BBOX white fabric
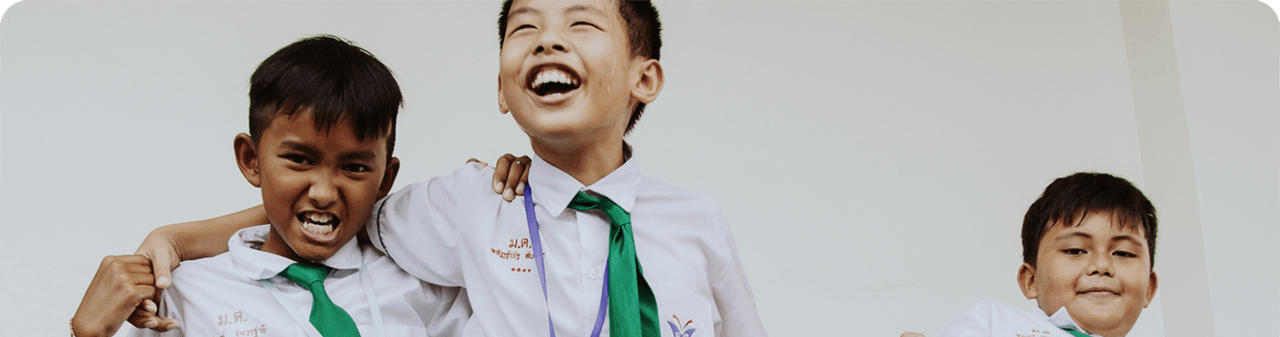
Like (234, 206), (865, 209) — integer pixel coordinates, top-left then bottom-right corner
(939, 300), (1099, 337)
(126, 225), (471, 337)
(367, 150), (767, 337)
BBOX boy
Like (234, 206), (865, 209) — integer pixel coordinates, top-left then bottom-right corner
(125, 1), (766, 336)
(938, 172), (1159, 337)
(70, 35), (474, 337)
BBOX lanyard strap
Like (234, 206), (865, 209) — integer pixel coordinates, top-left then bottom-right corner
(258, 260), (385, 337)
(524, 184), (609, 337)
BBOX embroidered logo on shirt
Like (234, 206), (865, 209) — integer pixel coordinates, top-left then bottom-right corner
(492, 237), (536, 273)
(667, 315), (697, 337)
(212, 310), (267, 337)
(1017, 328), (1056, 337)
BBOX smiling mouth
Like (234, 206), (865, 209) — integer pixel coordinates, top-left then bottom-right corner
(527, 64), (581, 97)
(297, 211), (340, 237)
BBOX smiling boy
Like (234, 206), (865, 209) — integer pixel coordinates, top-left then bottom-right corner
(117, 1), (765, 336)
(938, 172), (1158, 337)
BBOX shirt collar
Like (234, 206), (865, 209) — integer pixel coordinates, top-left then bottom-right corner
(229, 224), (364, 281)
(1039, 306), (1096, 336)
(528, 143), (641, 217)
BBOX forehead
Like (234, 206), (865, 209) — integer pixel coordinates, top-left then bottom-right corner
(262, 112), (388, 151)
(1043, 212), (1148, 245)
(508, 0), (620, 21)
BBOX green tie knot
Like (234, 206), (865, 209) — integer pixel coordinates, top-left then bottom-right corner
(568, 191), (631, 227)
(280, 263), (331, 289)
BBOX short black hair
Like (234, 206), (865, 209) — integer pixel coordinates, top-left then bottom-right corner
(248, 35), (402, 160)
(497, 0), (661, 135)
(1022, 172), (1158, 267)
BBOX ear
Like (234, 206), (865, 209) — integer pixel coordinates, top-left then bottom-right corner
(629, 58), (664, 104)
(1017, 262), (1039, 300)
(234, 133), (262, 187)
(377, 157), (401, 199)
(498, 75), (511, 114)
(1144, 271), (1159, 308)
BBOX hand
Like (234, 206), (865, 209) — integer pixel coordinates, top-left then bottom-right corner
(71, 255), (176, 337)
(124, 229), (184, 332)
(900, 332), (926, 337)
(468, 153), (532, 202)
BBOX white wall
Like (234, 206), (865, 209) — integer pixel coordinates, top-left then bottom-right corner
(1, 1), (1274, 336)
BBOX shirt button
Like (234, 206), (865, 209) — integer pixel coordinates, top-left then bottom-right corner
(589, 267), (600, 279)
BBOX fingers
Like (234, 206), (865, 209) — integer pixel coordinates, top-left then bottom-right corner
(466, 158), (488, 167)
(129, 307), (159, 329)
(515, 155), (531, 196)
(492, 153), (517, 196)
(151, 317), (180, 332)
(141, 253), (172, 289)
(900, 332), (926, 337)
(502, 155), (526, 201)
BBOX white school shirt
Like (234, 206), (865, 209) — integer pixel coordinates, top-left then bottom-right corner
(127, 225), (471, 337)
(939, 300), (1101, 337)
(367, 150), (767, 337)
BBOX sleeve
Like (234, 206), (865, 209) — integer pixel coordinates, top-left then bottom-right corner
(365, 163), (487, 287)
(938, 301), (996, 337)
(710, 215), (769, 337)
(423, 284), (473, 337)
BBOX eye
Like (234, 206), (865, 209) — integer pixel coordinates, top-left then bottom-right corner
(510, 24), (536, 35)
(1063, 248), (1086, 256)
(571, 21), (601, 30)
(282, 154), (311, 165)
(1113, 250), (1138, 258)
(343, 163), (372, 173)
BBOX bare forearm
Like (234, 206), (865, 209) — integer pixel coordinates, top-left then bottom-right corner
(155, 205), (268, 261)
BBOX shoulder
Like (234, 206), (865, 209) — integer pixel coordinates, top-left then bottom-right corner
(389, 162), (495, 202)
(169, 253), (236, 287)
(636, 176), (724, 218)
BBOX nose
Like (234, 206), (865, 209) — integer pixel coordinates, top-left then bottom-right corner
(1086, 251), (1114, 277)
(308, 172), (338, 209)
(533, 27), (568, 55)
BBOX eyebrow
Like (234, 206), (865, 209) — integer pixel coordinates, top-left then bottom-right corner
(565, 4), (606, 15)
(280, 140), (319, 156)
(337, 150), (378, 163)
(509, 6), (539, 18)
(1054, 231), (1145, 246)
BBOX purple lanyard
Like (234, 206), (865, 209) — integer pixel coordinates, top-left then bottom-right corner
(524, 184), (610, 337)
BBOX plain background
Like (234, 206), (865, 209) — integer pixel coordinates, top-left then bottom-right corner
(1, 1), (1276, 336)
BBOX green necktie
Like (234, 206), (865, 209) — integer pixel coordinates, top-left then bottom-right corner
(1062, 327), (1090, 337)
(279, 263), (361, 337)
(568, 191), (659, 337)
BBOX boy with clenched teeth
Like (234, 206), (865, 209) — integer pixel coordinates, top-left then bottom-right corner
(71, 35), (479, 337)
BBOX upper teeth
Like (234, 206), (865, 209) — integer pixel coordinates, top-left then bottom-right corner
(307, 213), (333, 224)
(532, 69), (578, 89)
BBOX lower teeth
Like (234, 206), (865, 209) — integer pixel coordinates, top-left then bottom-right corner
(303, 222), (334, 235)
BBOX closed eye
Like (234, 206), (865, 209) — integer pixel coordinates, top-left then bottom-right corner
(510, 24), (537, 35)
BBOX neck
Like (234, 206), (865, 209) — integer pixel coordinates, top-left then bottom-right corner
(261, 226), (303, 262)
(530, 137), (625, 186)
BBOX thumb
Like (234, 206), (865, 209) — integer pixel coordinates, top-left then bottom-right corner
(146, 253), (175, 289)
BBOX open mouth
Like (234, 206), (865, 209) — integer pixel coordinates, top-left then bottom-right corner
(297, 211), (341, 238)
(526, 64), (581, 97)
